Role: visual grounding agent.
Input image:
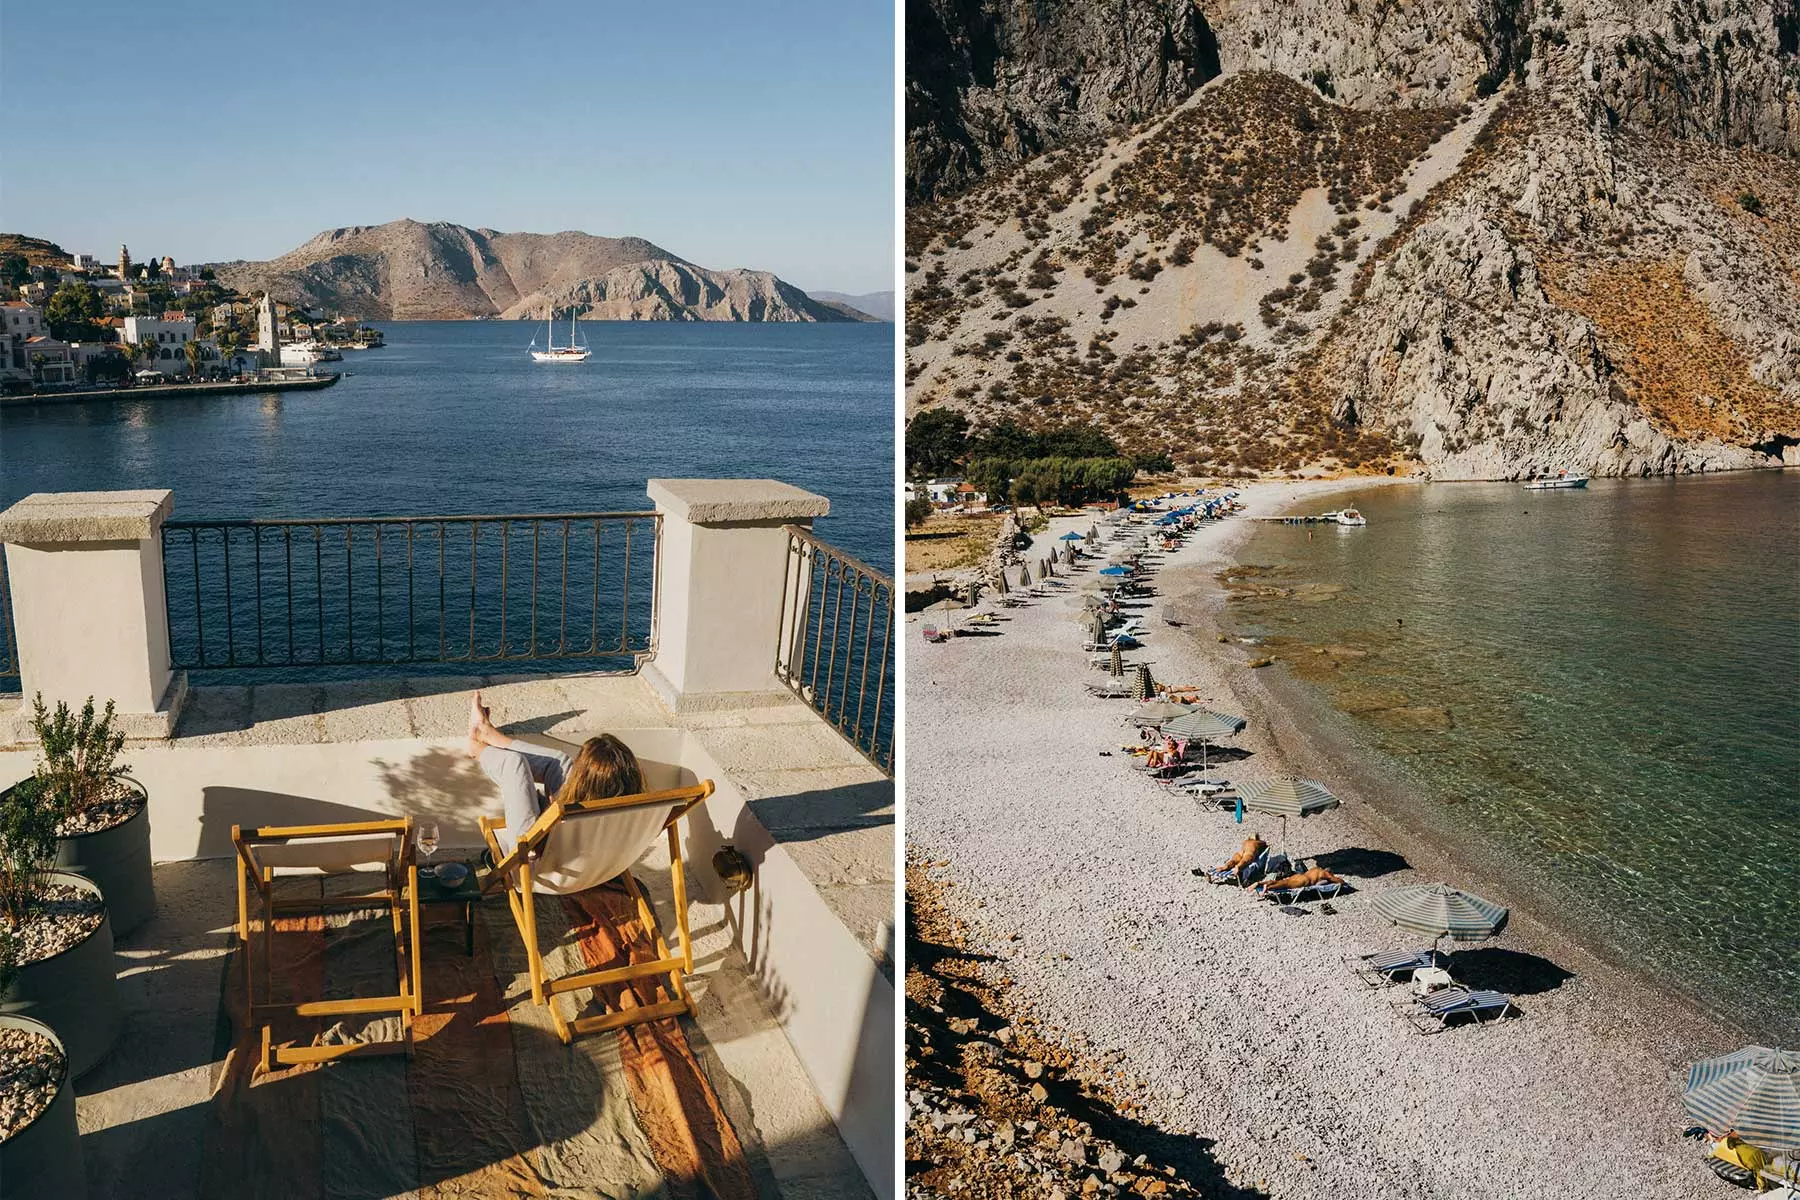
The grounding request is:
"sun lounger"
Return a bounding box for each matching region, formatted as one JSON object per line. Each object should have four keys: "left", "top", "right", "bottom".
{"left": 479, "top": 780, "right": 714, "bottom": 1043}
{"left": 1256, "top": 875, "right": 1346, "bottom": 904}
{"left": 1397, "top": 985, "right": 1515, "bottom": 1034}
{"left": 1206, "top": 846, "right": 1268, "bottom": 886}
{"left": 1348, "top": 947, "right": 1441, "bottom": 988}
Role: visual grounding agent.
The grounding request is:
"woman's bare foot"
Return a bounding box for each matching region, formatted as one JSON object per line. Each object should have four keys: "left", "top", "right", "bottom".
{"left": 465, "top": 691, "right": 490, "bottom": 758}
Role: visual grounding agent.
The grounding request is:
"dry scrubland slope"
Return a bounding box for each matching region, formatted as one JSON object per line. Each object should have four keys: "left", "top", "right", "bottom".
{"left": 906, "top": 0, "right": 1800, "bottom": 479}
{"left": 216, "top": 219, "right": 866, "bottom": 323}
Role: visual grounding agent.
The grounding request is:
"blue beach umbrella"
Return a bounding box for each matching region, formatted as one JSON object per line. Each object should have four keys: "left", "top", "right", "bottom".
{"left": 1099, "top": 565, "right": 1129, "bottom": 577}
{"left": 1683, "top": 1046, "right": 1800, "bottom": 1151}
{"left": 1059, "top": 531, "right": 1082, "bottom": 541}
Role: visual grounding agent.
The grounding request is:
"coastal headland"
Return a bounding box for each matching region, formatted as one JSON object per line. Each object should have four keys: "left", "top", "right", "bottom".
{"left": 905, "top": 476, "right": 1749, "bottom": 1199}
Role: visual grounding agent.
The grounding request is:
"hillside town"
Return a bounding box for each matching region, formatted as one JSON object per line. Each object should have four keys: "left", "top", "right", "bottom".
{"left": 0, "top": 239, "right": 381, "bottom": 393}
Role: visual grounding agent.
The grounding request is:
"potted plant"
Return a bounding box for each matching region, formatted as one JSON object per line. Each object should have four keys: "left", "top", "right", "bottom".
{"left": 0, "top": 937, "right": 87, "bottom": 1200}
{"left": 15, "top": 696, "right": 155, "bottom": 936}
{"left": 0, "top": 770, "right": 121, "bottom": 1080}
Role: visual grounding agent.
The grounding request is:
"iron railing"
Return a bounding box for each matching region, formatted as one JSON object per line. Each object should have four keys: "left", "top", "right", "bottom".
{"left": 775, "top": 525, "right": 894, "bottom": 775}
{"left": 161, "top": 513, "right": 660, "bottom": 671}
{"left": 0, "top": 550, "right": 17, "bottom": 685}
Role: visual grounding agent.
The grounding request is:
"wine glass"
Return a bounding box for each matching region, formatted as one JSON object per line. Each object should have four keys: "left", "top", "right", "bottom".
{"left": 416, "top": 820, "right": 440, "bottom": 879}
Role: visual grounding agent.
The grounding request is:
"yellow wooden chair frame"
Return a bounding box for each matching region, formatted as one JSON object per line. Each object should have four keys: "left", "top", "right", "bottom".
{"left": 478, "top": 780, "right": 714, "bottom": 1044}
{"left": 231, "top": 818, "right": 422, "bottom": 1075}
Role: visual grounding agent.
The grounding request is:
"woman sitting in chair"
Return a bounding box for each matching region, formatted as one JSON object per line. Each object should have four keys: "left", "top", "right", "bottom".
{"left": 466, "top": 691, "right": 642, "bottom": 853}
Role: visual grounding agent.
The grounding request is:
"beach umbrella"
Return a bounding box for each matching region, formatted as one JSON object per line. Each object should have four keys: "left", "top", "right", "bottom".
{"left": 1235, "top": 774, "right": 1337, "bottom": 844}
{"left": 924, "top": 598, "right": 962, "bottom": 629}
{"left": 1682, "top": 1046, "right": 1800, "bottom": 1151}
{"left": 1019, "top": 563, "right": 1033, "bottom": 587}
{"left": 1163, "top": 709, "right": 1248, "bottom": 741}
{"left": 994, "top": 570, "right": 1010, "bottom": 597}
{"left": 1109, "top": 642, "right": 1124, "bottom": 677}
{"left": 1059, "top": 531, "right": 1082, "bottom": 541}
{"left": 1064, "top": 544, "right": 1077, "bottom": 567}
{"left": 1086, "top": 526, "right": 1098, "bottom": 544}
{"left": 1131, "top": 699, "right": 1193, "bottom": 726}
{"left": 1369, "top": 883, "right": 1508, "bottom": 949}
{"left": 1131, "top": 663, "right": 1155, "bottom": 701}
{"left": 1100, "top": 565, "right": 1129, "bottom": 577}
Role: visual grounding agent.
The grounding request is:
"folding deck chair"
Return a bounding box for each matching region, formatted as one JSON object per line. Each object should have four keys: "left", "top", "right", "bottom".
{"left": 1397, "top": 985, "right": 1515, "bottom": 1033}
{"left": 232, "top": 818, "right": 422, "bottom": 1076}
{"left": 479, "top": 780, "right": 715, "bottom": 1044}
{"left": 1347, "top": 947, "right": 1441, "bottom": 988}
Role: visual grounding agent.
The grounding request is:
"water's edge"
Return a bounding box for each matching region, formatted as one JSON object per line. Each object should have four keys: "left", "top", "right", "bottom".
{"left": 1186, "top": 480, "right": 1767, "bottom": 1047}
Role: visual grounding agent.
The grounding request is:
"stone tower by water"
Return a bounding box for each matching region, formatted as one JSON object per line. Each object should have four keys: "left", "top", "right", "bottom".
{"left": 255, "top": 292, "right": 281, "bottom": 364}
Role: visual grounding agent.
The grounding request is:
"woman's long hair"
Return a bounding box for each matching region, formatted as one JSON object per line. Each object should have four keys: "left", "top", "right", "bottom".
{"left": 552, "top": 734, "right": 644, "bottom": 806}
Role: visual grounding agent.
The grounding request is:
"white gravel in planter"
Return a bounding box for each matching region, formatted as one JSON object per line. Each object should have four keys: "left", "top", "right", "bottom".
{"left": 53, "top": 778, "right": 144, "bottom": 837}
{"left": 0, "top": 1026, "right": 65, "bottom": 1141}
{"left": 10, "top": 883, "right": 105, "bottom": 965}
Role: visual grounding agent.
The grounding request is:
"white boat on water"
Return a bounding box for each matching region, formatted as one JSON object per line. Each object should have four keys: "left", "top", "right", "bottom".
{"left": 1523, "top": 471, "right": 1589, "bottom": 490}
{"left": 530, "top": 308, "right": 590, "bottom": 363}
{"left": 1324, "top": 509, "right": 1367, "bottom": 526}
{"left": 280, "top": 341, "right": 342, "bottom": 366}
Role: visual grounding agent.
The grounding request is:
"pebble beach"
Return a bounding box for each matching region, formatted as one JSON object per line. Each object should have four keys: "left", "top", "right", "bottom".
{"left": 905, "top": 478, "right": 1750, "bottom": 1199}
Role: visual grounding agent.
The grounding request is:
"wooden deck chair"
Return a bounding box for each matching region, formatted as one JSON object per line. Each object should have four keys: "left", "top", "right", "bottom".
{"left": 231, "top": 818, "right": 421, "bottom": 1076}
{"left": 478, "top": 780, "right": 715, "bottom": 1044}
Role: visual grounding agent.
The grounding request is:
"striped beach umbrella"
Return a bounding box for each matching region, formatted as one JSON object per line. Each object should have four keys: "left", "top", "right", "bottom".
{"left": 1236, "top": 775, "right": 1339, "bottom": 844}
{"left": 1369, "top": 883, "right": 1509, "bottom": 946}
{"left": 994, "top": 569, "right": 1010, "bottom": 596}
{"left": 1131, "top": 663, "right": 1155, "bottom": 701}
{"left": 1131, "top": 699, "right": 1193, "bottom": 726}
{"left": 1683, "top": 1046, "right": 1800, "bottom": 1150}
{"left": 1109, "top": 642, "right": 1124, "bottom": 677}
{"left": 1019, "top": 563, "right": 1033, "bottom": 587}
{"left": 1164, "top": 708, "right": 1248, "bottom": 778}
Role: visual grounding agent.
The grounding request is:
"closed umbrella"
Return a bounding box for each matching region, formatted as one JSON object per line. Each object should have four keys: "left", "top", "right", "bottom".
{"left": 1086, "top": 525, "right": 1098, "bottom": 545}
{"left": 994, "top": 570, "right": 1010, "bottom": 597}
{"left": 1236, "top": 775, "right": 1338, "bottom": 845}
{"left": 1064, "top": 543, "right": 1077, "bottom": 567}
{"left": 1019, "top": 563, "right": 1033, "bottom": 588}
{"left": 1131, "top": 663, "right": 1155, "bottom": 701}
{"left": 1369, "top": 883, "right": 1508, "bottom": 951}
{"left": 1089, "top": 614, "right": 1107, "bottom": 646}
{"left": 1109, "top": 642, "right": 1124, "bottom": 677}
{"left": 1683, "top": 1047, "right": 1800, "bottom": 1151}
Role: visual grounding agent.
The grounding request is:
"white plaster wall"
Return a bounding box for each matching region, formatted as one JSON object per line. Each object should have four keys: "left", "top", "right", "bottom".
{"left": 5, "top": 539, "right": 170, "bottom": 713}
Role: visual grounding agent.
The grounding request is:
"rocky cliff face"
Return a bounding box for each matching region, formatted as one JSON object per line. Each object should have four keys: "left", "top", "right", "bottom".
{"left": 214, "top": 220, "right": 855, "bottom": 322}
{"left": 907, "top": 1, "right": 1800, "bottom": 479}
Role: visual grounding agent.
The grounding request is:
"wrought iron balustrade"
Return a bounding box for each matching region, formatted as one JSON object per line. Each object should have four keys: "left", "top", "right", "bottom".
{"left": 775, "top": 526, "right": 894, "bottom": 775}
{"left": 161, "top": 512, "right": 659, "bottom": 672}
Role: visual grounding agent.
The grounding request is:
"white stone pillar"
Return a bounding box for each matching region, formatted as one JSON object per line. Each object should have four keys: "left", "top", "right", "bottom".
{"left": 644, "top": 479, "right": 829, "bottom": 712}
{"left": 0, "top": 491, "right": 187, "bottom": 740}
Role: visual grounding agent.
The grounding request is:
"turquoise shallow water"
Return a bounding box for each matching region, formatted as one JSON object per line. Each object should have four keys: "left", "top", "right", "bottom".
{"left": 1227, "top": 473, "right": 1800, "bottom": 1042}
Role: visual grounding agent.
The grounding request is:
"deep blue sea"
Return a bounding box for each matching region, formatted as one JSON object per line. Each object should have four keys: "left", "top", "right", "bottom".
{"left": 1227, "top": 473, "right": 1800, "bottom": 1042}
{"left": 0, "top": 321, "right": 894, "bottom": 687}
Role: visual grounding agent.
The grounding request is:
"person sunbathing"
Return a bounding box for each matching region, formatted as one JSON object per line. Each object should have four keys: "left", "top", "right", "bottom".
{"left": 1255, "top": 865, "right": 1344, "bottom": 894}
{"left": 1216, "top": 835, "right": 1265, "bottom": 874}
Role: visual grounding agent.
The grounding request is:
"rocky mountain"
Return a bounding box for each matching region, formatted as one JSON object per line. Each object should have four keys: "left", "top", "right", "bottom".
{"left": 906, "top": 1, "right": 1800, "bottom": 480}
{"left": 811, "top": 290, "right": 897, "bottom": 321}
{"left": 213, "top": 220, "right": 858, "bottom": 322}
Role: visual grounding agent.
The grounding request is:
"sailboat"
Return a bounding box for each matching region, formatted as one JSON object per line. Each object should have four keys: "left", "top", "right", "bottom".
{"left": 529, "top": 306, "right": 591, "bottom": 363}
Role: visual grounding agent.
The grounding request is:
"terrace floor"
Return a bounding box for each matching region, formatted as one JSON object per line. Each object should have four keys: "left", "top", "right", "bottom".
{"left": 1, "top": 669, "right": 893, "bottom": 1198}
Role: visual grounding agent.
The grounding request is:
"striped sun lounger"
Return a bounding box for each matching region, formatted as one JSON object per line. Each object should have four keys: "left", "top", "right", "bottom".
{"left": 1348, "top": 947, "right": 1440, "bottom": 988}
{"left": 1399, "top": 985, "right": 1515, "bottom": 1034}
{"left": 1255, "top": 871, "right": 1343, "bottom": 904}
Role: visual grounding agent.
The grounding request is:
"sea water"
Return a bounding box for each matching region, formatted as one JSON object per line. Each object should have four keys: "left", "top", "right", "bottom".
{"left": 1225, "top": 472, "right": 1799, "bottom": 1042}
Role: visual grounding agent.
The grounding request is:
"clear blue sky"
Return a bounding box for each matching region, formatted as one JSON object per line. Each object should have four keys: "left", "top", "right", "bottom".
{"left": 0, "top": 1, "right": 894, "bottom": 295}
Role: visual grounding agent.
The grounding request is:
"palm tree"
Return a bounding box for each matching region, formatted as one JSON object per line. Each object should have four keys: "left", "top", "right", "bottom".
{"left": 183, "top": 338, "right": 204, "bottom": 378}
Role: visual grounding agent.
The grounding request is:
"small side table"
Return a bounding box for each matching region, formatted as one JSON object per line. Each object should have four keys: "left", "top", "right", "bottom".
{"left": 416, "top": 862, "right": 481, "bottom": 956}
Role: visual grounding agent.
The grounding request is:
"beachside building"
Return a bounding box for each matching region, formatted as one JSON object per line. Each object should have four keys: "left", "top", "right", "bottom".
{"left": 925, "top": 478, "right": 960, "bottom": 504}
{"left": 2, "top": 300, "right": 45, "bottom": 341}
{"left": 121, "top": 315, "right": 202, "bottom": 376}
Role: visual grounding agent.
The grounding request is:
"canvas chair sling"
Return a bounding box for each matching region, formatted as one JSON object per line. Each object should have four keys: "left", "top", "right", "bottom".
{"left": 478, "top": 780, "right": 715, "bottom": 1043}
{"left": 231, "top": 818, "right": 421, "bottom": 1075}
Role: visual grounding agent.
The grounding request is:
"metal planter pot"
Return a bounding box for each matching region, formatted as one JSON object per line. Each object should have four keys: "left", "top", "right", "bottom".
{"left": 0, "top": 1014, "right": 86, "bottom": 1200}
{"left": 0, "top": 871, "right": 121, "bottom": 1079}
{"left": 54, "top": 781, "right": 155, "bottom": 937}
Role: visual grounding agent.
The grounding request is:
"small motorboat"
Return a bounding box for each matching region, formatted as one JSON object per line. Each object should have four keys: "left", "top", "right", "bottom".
{"left": 1523, "top": 471, "right": 1589, "bottom": 490}
{"left": 1324, "top": 509, "right": 1368, "bottom": 526}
